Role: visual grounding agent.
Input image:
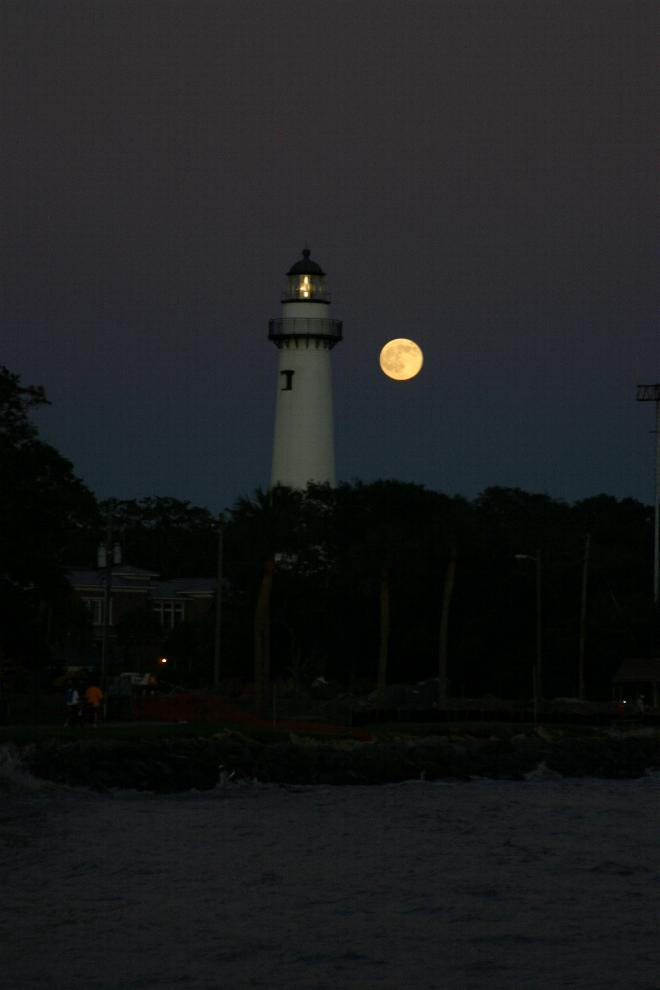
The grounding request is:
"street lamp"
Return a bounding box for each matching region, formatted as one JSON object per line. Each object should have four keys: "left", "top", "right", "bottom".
{"left": 213, "top": 516, "right": 223, "bottom": 691}
{"left": 98, "top": 509, "right": 121, "bottom": 717}
{"left": 515, "top": 551, "right": 543, "bottom": 712}
{"left": 636, "top": 384, "right": 660, "bottom": 606}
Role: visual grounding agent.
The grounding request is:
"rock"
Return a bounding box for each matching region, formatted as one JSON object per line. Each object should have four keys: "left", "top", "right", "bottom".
{"left": 13, "top": 728, "right": 660, "bottom": 791}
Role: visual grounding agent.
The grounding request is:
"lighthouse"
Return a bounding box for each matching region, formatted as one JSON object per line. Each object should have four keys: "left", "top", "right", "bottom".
{"left": 269, "top": 248, "right": 343, "bottom": 488}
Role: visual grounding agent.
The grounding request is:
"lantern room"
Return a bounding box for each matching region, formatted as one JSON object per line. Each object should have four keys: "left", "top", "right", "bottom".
{"left": 283, "top": 248, "right": 330, "bottom": 303}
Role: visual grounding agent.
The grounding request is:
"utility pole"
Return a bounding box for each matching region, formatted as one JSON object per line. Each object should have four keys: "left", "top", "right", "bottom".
{"left": 100, "top": 512, "right": 112, "bottom": 695}
{"left": 212, "top": 517, "right": 223, "bottom": 691}
{"left": 376, "top": 566, "right": 390, "bottom": 707}
{"left": 636, "top": 384, "right": 660, "bottom": 606}
{"left": 99, "top": 508, "right": 120, "bottom": 714}
{"left": 534, "top": 550, "right": 542, "bottom": 703}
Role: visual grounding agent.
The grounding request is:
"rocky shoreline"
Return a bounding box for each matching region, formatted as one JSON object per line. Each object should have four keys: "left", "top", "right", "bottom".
{"left": 9, "top": 728, "right": 660, "bottom": 792}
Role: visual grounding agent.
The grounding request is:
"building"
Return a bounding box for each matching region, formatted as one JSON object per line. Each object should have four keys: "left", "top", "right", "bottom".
{"left": 68, "top": 565, "right": 216, "bottom": 672}
{"left": 613, "top": 657, "right": 660, "bottom": 709}
{"left": 269, "top": 248, "right": 343, "bottom": 488}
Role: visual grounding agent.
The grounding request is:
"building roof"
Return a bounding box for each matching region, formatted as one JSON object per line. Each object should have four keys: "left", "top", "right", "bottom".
{"left": 286, "top": 247, "right": 325, "bottom": 277}
{"left": 67, "top": 569, "right": 214, "bottom": 596}
{"left": 151, "top": 578, "right": 216, "bottom": 598}
{"left": 613, "top": 657, "right": 660, "bottom": 683}
{"left": 68, "top": 566, "right": 157, "bottom": 591}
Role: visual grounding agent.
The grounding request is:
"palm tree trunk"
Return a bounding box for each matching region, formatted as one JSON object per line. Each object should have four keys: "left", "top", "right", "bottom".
{"left": 578, "top": 533, "right": 590, "bottom": 700}
{"left": 438, "top": 546, "right": 457, "bottom": 707}
{"left": 377, "top": 566, "right": 390, "bottom": 707}
{"left": 254, "top": 559, "right": 274, "bottom": 716}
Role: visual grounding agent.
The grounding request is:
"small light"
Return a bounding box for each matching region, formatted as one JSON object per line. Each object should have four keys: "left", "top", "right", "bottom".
{"left": 160, "top": 657, "right": 168, "bottom": 665}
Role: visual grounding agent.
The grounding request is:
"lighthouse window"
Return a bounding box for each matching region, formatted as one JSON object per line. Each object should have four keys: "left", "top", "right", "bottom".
{"left": 280, "top": 370, "right": 295, "bottom": 390}
{"left": 284, "top": 273, "right": 326, "bottom": 302}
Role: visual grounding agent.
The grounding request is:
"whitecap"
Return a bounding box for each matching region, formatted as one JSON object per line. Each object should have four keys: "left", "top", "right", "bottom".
{"left": 0, "top": 743, "right": 54, "bottom": 793}
{"left": 523, "top": 761, "right": 564, "bottom": 781}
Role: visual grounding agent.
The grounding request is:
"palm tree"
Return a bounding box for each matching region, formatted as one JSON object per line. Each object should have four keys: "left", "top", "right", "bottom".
{"left": 438, "top": 546, "right": 457, "bottom": 706}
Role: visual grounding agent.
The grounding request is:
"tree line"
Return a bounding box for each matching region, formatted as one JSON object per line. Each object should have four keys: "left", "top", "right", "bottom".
{"left": 1, "top": 365, "right": 656, "bottom": 703}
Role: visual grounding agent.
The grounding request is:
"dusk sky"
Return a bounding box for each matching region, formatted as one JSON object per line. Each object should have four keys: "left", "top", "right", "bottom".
{"left": 2, "top": 1, "right": 657, "bottom": 514}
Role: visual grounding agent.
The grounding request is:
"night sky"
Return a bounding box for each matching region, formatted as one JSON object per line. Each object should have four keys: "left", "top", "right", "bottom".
{"left": 2, "top": 1, "right": 658, "bottom": 514}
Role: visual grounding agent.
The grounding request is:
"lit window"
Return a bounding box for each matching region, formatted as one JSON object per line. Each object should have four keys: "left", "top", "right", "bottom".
{"left": 154, "top": 601, "right": 184, "bottom": 628}
{"left": 82, "top": 598, "right": 111, "bottom": 626}
{"left": 299, "top": 275, "right": 311, "bottom": 298}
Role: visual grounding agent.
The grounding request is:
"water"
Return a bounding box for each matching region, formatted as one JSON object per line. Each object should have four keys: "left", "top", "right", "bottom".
{"left": 1, "top": 750, "right": 659, "bottom": 989}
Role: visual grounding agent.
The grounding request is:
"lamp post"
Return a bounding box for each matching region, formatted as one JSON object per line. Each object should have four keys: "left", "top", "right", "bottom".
{"left": 212, "top": 516, "right": 223, "bottom": 691}
{"left": 98, "top": 509, "right": 121, "bottom": 719}
{"left": 515, "top": 551, "right": 543, "bottom": 713}
{"left": 635, "top": 384, "right": 660, "bottom": 606}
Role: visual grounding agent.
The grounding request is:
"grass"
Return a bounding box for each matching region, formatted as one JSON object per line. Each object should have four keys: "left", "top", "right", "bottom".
{"left": 0, "top": 713, "right": 652, "bottom": 746}
{"left": 346, "top": 720, "right": 627, "bottom": 741}
{"left": 0, "top": 720, "right": 292, "bottom": 744}
{"left": 0, "top": 714, "right": 378, "bottom": 744}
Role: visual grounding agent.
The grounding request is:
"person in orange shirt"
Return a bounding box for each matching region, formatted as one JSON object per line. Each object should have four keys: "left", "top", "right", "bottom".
{"left": 84, "top": 683, "right": 103, "bottom": 726}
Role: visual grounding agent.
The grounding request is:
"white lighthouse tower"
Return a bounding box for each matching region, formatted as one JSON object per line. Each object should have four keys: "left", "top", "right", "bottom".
{"left": 269, "top": 248, "right": 343, "bottom": 488}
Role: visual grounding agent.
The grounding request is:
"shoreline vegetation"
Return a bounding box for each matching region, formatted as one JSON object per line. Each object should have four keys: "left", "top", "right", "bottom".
{"left": 3, "top": 719, "right": 660, "bottom": 791}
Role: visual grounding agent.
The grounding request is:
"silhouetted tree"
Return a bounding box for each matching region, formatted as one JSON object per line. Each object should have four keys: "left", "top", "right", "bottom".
{"left": 0, "top": 366, "right": 99, "bottom": 694}
{"left": 114, "top": 606, "right": 163, "bottom": 673}
{"left": 99, "top": 496, "right": 218, "bottom": 577}
{"left": 216, "top": 480, "right": 654, "bottom": 704}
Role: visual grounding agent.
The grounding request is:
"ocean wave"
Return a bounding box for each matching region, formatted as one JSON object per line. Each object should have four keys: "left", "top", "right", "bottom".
{"left": 0, "top": 743, "right": 55, "bottom": 794}
{"left": 523, "top": 760, "right": 565, "bottom": 781}
{"left": 1, "top": 766, "right": 659, "bottom": 989}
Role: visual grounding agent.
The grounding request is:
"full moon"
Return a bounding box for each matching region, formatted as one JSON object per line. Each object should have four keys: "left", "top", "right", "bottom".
{"left": 379, "top": 338, "right": 424, "bottom": 381}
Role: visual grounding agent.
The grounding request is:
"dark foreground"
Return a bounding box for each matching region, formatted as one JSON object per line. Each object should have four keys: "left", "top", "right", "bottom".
{"left": 3, "top": 771, "right": 659, "bottom": 990}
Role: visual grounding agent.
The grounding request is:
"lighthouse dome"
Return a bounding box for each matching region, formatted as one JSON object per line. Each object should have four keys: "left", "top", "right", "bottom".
{"left": 283, "top": 248, "right": 329, "bottom": 303}
{"left": 286, "top": 248, "right": 325, "bottom": 277}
